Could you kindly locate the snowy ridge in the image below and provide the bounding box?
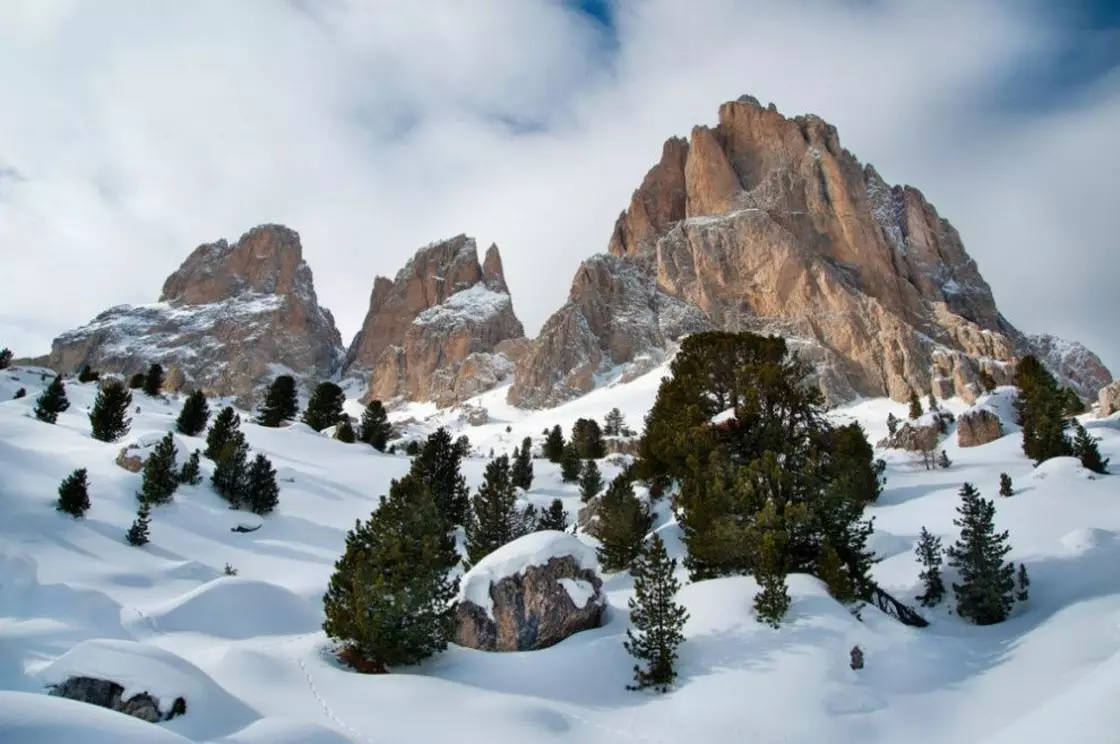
[413,283,512,329]
[1022,332,1113,400]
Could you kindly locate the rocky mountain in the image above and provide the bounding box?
[509,95,1112,408]
[341,235,526,407]
[40,224,343,407]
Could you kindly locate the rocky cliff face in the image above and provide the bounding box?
[43,225,343,407]
[342,235,526,407]
[511,96,1112,408]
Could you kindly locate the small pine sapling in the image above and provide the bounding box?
[1016,563,1030,602]
[56,468,91,517]
[999,472,1014,497]
[126,501,152,546]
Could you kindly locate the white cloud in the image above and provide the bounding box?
[1,0,1117,374]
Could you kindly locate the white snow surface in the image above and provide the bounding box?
[557,578,597,609]
[3,361,1120,743]
[459,531,598,618]
[413,283,511,328]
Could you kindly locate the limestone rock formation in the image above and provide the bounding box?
[455,532,604,652]
[877,419,942,452]
[1021,333,1113,402]
[512,96,1112,408]
[1099,380,1120,418]
[342,236,526,407]
[957,408,1004,448]
[41,225,343,407]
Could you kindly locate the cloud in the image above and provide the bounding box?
[1,0,1117,374]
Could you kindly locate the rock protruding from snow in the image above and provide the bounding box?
[455,531,605,652]
[342,235,526,407]
[40,224,344,407]
[114,433,194,473]
[1022,333,1113,402]
[1098,380,1120,418]
[957,407,1004,448]
[877,419,941,451]
[48,676,172,723]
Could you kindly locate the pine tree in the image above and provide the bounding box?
[14,387,26,399]
[999,472,1014,498]
[978,368,997,393]
[175,390,210,436]
[245,454,280,515]
[138,432,179,505]
[511,437,534,490]
[88,381,132,442]
[336,418,356,443]
[204,406,241,460]
[937,450,952,469]
[592,476,652,571]
[604,407,626,437]
[908,391,923,420]
[625,534,688,692]
[886,412,899,436]
[571,418,606,459]
[256,375,300,427]
[409,428,470,527]
[77,365,99,383]
[56,468,91,517]
[211,432,250,508]
[543,425,565,463]
[1072,421,1110,474]
[142,363,164,397]
[1016,563,1030,602]
[0,347,11,369]
[34,376,70,423]
[358,400,392,451]
[537,498,568,532]
[913,527,945,607]
[945,483,1017,625]
[126,500,151,546]
[465,455,531,565]
[302,381,346,432]
[322,474,459,670]
[129,372,146,389]
[179,450,202,485]
[1014,355,1072,465]
[579,458,604,503]
[559,443,581,483]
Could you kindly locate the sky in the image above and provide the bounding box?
[1,0,1118,373]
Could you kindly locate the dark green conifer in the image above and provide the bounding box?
[0,347,11,369]
[908,391,923,420]
[179,450,202,485]
[1014,355,1072,465]
[13,387,26,399]
[129,372,146,389]
[537,498,568,532]
[357,400,392,451]
[465,455,531,565]
[999,472,1014,497]
[34,376,70,423]
[752,502,790,629]
[204,406,241,460]
[945,483,1016,625]
[176,390,210,436]
[886,412,899,436]
[571,418,606,459]
[408,427,470,527]
[1016,563,1030,602]
[77,365,99,383]
[126,500,151,546]
[625,534,688,692]
[578,459,604,503]
[559,443,581,483]
[937,450,952,469]
[322,474,459,670]
[89,381,132,442]
[245,454,280,515]
[56,468,91,517]
[256,375,299,427]
[604,407,626,437]
[142,363,164,397]
[591,475,652,571]
[1072,421,1110,474]
[211,432,250,508]
[978,368,997,393]
[511,437,534,490]
[302,381,346,432]
[914,526,945,607]
[336,418,356,443]
[543,425,565,463]
[138,433,179,505]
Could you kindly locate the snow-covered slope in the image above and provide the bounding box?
[2,362,1120,743]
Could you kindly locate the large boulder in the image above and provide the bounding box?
[1099,381,1120,418]
[455,532,605,652]
[957,408,1004,447]
[48,676,179,724]
[877,419,941,452]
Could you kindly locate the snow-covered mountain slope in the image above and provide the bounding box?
[2,363,1120,743]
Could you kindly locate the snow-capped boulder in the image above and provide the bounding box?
[114,433,194,473]
[1099,380,1120,418]
[455,531,605,652]
[957,407,1003,447]
[877,418,941,451]
[48,676,172,723]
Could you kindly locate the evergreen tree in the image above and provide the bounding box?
[511,437,534,490]
[204,406,241,460]
[579,458,604,503]
[408,427,470,527]
[543,425,566,463]
[752,502,790,629]
[256,375,299,427]
[129,372,146,389]
[592,476,652,571]
[77,365,99,383]
[1016,563,1030,602]
[465,455,531,564]
[179,450,202,485]
[937,450,952,469]
[886,412,899,436]
[336,418,356,443]
[625,534,688,692]
[13,387,26,399]
[1014,355,1072,465]
[142,363,164,397]
[245,454,280,515]
[357,400,392,451]
[88,381,132,442]
[537,498,568,532]
[571,418,606,459]
[559,443,581,483]
[978,368,997,393]
[176,390,210,436]
[604,407,626,437]
[405,440,420,456]
[1063,388,1087,416]
[908,391,923,420]
[0,347,11,369]
[126,500,151,546]
[302,381,346,432]
[322,474,459,670]
[913,527,945,607]
[211,432,250,508]
[138,432,179,505]
[56,468,91,517]
[34,376,70,423]
[1072,421,1110,474]
[999,472,1014,498]
[945,483,1016,625]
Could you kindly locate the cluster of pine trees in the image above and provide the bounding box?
[254,375,394,451]
[127,364,166,397]
[205,406,280,515]
[1015,356,1108,473]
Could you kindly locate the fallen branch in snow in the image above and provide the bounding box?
[230,524,261,533]
[869,584,929,627]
